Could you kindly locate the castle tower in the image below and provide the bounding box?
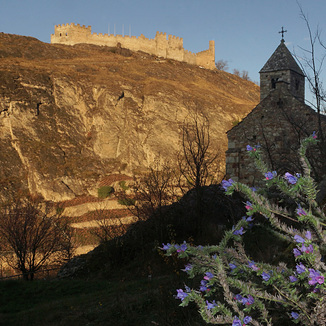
[259,39,305,101]
[51,23,92,45]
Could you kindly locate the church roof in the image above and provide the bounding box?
[259,40,304,75]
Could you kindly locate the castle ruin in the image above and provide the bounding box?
[51,23,216,70]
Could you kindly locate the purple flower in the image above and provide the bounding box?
[294,235,305,244]
[246,145,253,152]
[293,248,302,257]
[229,263,237,271]
[244,316,252,324]
[245,201,253,210]
[243,215,254,222]
[296,205,307,217]
[206,300,217,310]
[233,227,245,236]
[175,241,187,252]
[301,244,313,254]
[291,312,299,320]
[284,172,298,185]
[199,280,208,292]
[308,269,324,285]
[246,295,254,305]
[248,260,259,271]
[221,178,234,191]
[232,317,242,326]
[234,294,243,301]
[265,171,277,180]
[182,264,193,272]
[296,263,306,274]
[241,295,254,306]
[204,272,214,280]
[312,131,317,139]
[176,289,188,301]
[306,231,312,240]
[247,144,260,152]
[261,272,271,281]
[289,275,298,282]
[161,243,172,250]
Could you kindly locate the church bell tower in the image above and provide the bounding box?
[259,28,305,102]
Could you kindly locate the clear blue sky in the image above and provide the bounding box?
[1,0,325,85]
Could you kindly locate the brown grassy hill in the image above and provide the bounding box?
[0,32,259,202]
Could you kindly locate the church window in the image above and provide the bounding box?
[271,78,278,89]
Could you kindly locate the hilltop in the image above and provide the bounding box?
[0,32,259,202]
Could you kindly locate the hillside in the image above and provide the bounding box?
[0,32,259,203]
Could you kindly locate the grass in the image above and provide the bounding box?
[0,275,205,326]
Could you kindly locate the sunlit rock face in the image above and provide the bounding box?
[0,33,259,201]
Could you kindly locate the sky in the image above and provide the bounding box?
[1,0,326,88]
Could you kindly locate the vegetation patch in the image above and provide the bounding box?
[118,198,135,206]
[97,186,114,198]
[119,180,129,191]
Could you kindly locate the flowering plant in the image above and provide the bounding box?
[162,133,326,325]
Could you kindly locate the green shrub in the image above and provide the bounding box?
[98,186,114,198]
[119,180,129,191]
[118,198,135,206]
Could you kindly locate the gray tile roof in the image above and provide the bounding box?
[259,40,304,75]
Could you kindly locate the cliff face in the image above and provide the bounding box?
[0,33,259,202]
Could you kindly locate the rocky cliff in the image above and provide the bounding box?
[0,32,259,202]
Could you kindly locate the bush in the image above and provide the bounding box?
[118,198,135,206]
[98,186,114,198]
[119,180,129,191]
[163,133,326,325]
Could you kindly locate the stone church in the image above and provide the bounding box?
[225,37,326,186]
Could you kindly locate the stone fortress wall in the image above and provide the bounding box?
[51,23,215,70]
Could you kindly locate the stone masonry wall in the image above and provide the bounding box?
[226,82,325,187]
[51,23,216,70]
[260,70,305,102]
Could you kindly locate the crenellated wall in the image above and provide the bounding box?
[51,23,216,70]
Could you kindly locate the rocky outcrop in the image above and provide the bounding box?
[0,33,259,201]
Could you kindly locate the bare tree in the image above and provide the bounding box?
[132,162,177,219]
[241,70,250,81]
[178,115,221,234]
[233,68,240,77]
[215,59,229,71]
[0,196,74,280]
[295,2,326,174]
[178,116,220,191]
[232,68,251,81]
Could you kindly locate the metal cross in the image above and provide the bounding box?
[279,26,287,40]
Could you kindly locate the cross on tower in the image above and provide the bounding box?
[279,26,287,40]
